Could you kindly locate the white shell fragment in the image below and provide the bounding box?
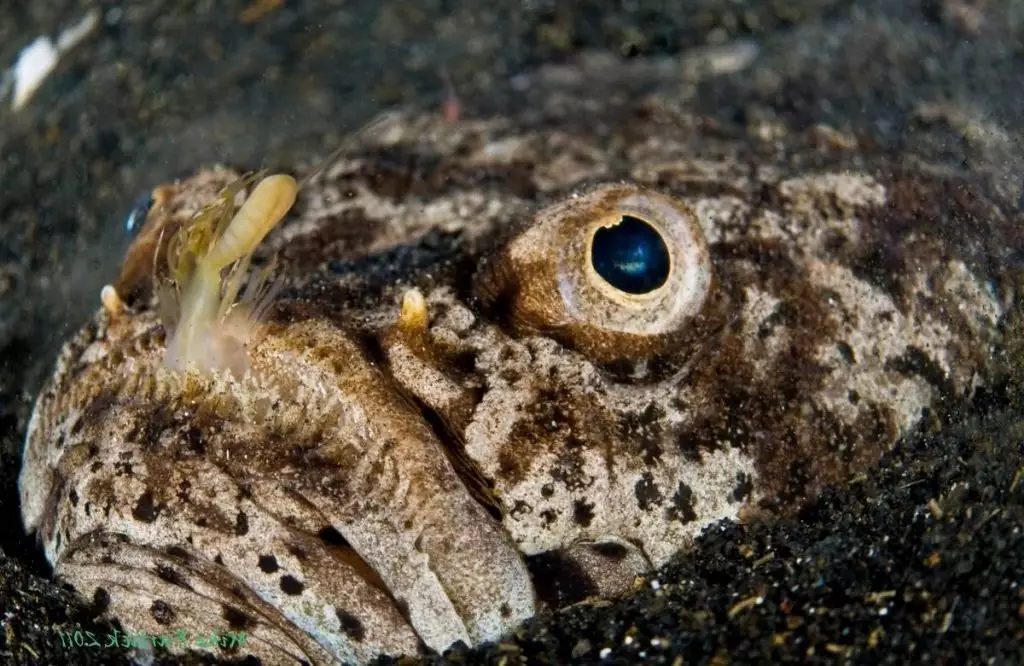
[8,10,99,111]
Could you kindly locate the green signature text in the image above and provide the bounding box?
[55,627,247,650]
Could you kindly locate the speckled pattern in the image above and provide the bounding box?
[2,1,1024,665]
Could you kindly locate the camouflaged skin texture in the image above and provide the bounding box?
[18,76,1014,666]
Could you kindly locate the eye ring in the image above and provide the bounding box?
[475,183,715,363]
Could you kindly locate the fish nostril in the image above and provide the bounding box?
[590,215,671,295]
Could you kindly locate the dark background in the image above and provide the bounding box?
[1,1,1023,664]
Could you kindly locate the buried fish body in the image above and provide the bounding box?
[18,94,1014,664]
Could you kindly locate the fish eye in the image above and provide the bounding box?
[124,192,155,235]
[475,183,714,364]
[590,215,671,295]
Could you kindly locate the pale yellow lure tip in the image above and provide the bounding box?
[203,173,298,272]
[100,284,124,316]
[398,288,429,334]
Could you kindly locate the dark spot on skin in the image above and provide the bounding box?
[318,525,350,548]
[127,405,179,453]
[48,478,67,527]
[848,389,860,404]
[849,241,906,301]
[500,603,513,619]
[68,489,78,506]
[674,429,710,463]
[885,346,955,397]
[573,499,595,527]
[287,544,308,561]
[223,605,255,631]
[91,587,110,614]
[258,554,279,573]
[335,608,366,642]
[84,501,92,516]
[525,550,599,608]
[156,564,193,591]
[634,472,662,511]
[731,473,754,503]
[234,511,249,536]
[498,365,522,384]
[214,554,224,566]
[280,575,304,595]
[165,545,190,561]
[132,490,161,522]
[540,509,558,526]
[756,305,786,340]
[549,450,593,492]
[183,426,205,454]
[510,501,532,518]
[89,461,102,473]
[80,392,116,433]
[590,541,630,561]
[150,600,176,625]
[667,482,698,523]
[541,483,554,498]
[821,231,851,254]
[617,404,665,465]
[836,341,856,364]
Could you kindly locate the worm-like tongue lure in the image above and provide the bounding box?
[101,112,399,378]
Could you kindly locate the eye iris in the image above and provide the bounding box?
[591,215,671,295]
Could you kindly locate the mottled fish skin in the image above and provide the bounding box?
[18,87,1013,666]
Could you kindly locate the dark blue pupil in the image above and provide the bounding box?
[591,215,670,295]
[124,192,154,235]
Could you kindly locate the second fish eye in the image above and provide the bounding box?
[124,192,155,235]
[590,215,671,296]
